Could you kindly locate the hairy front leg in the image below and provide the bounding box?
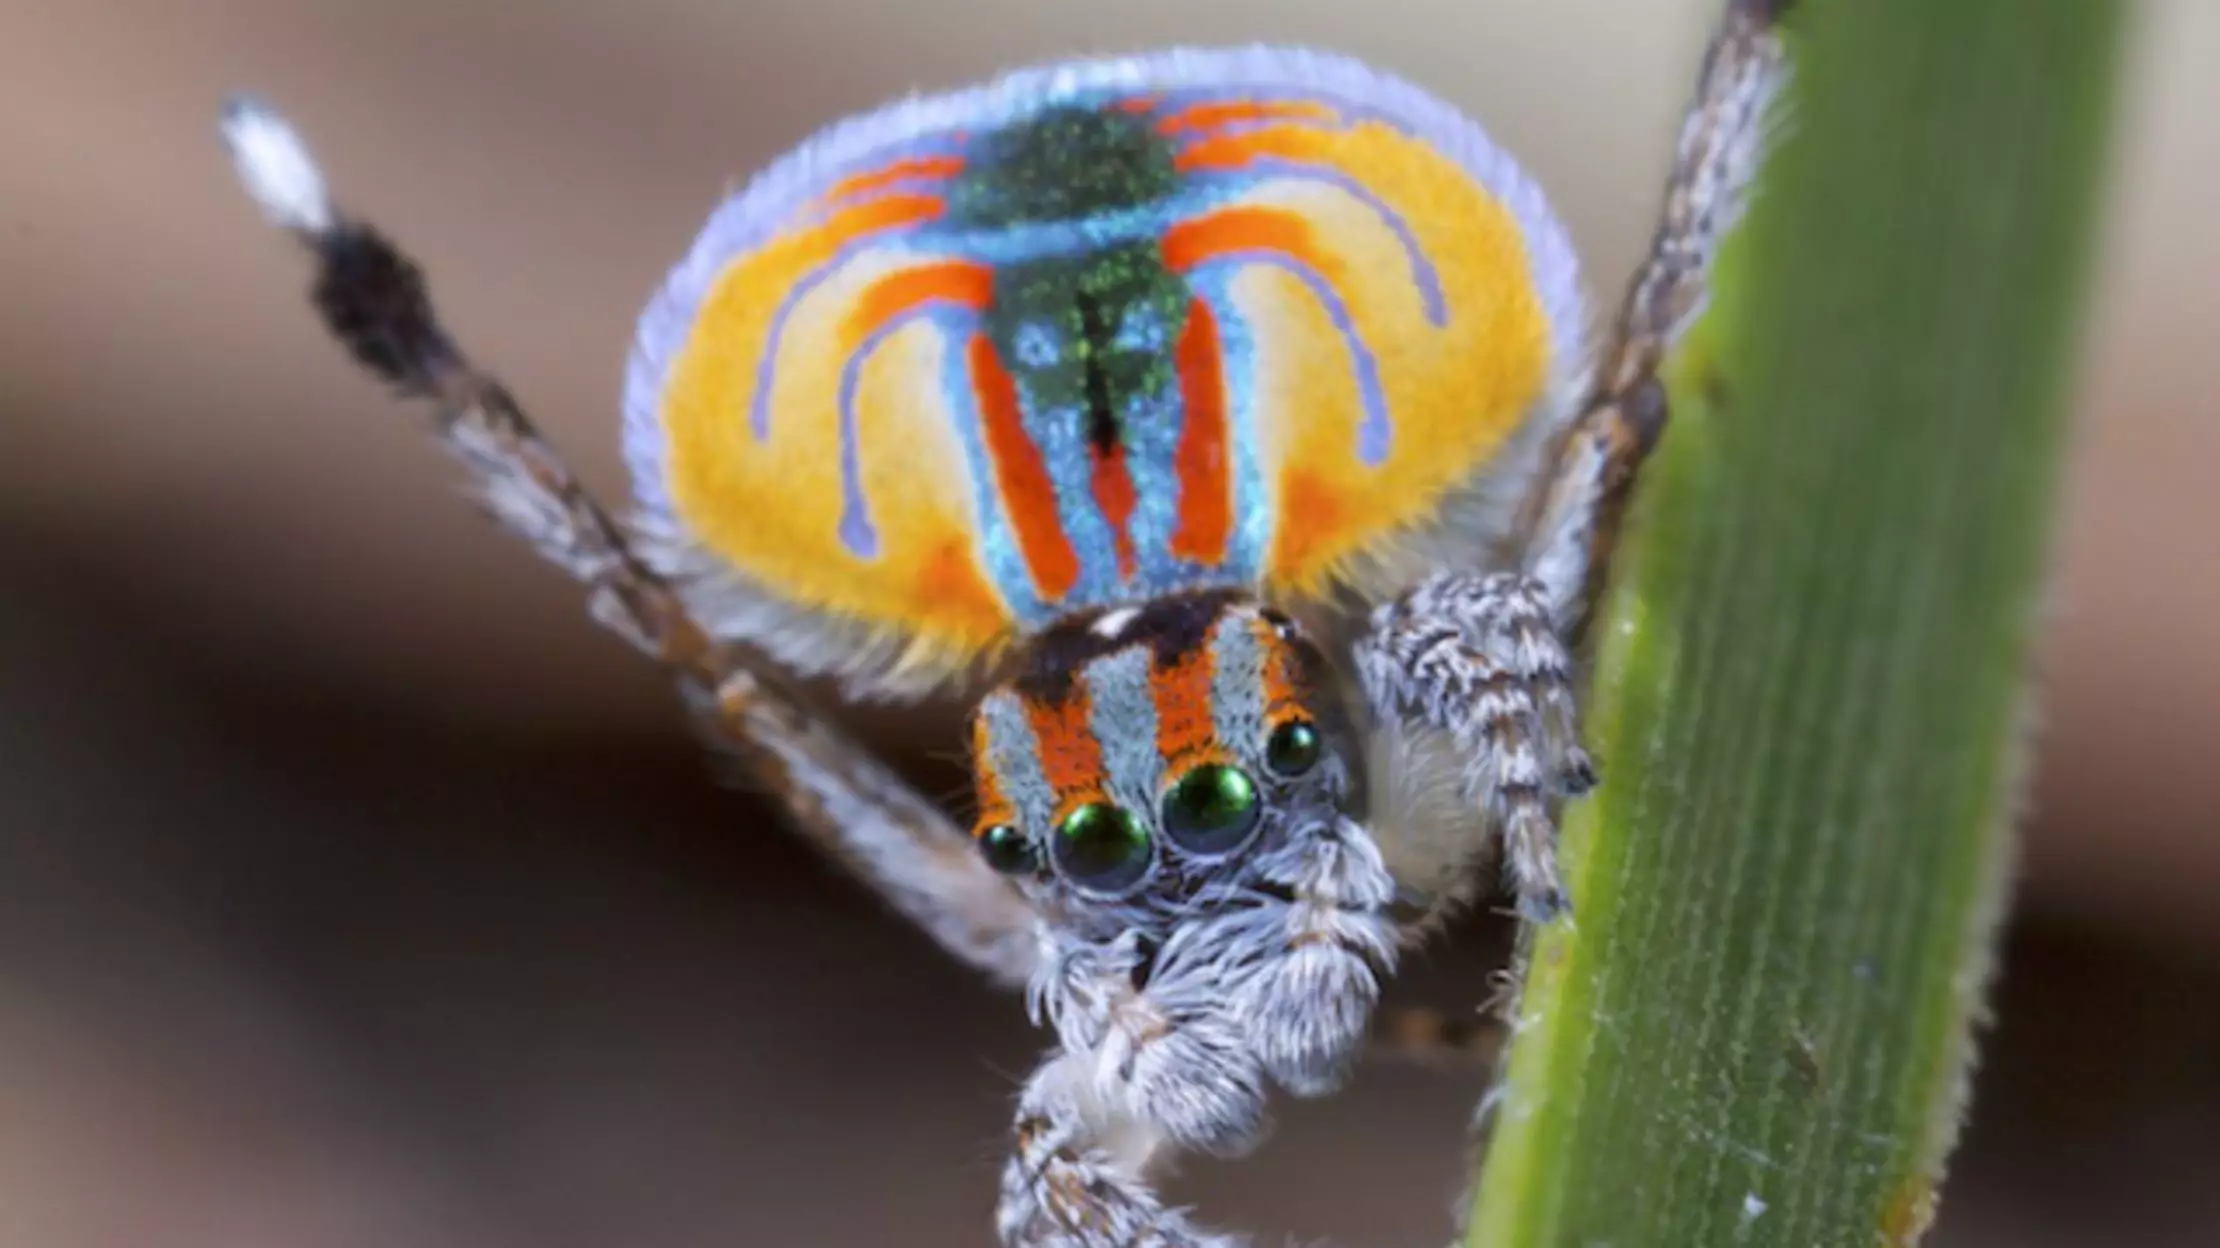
[219,99,1039,985]
[1001,931,1266,1248]
[1001,822,1398,1247]
[1001,1049,1243,1248]
[1356,572,1594,922]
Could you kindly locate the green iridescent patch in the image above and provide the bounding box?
[983,244,1188,446]
[955,106,1194,450]
[947,105,1177,228]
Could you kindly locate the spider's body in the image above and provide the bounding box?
[222,11,1785,1243]
[618,63,1607,1183]
[622,50,1582,696]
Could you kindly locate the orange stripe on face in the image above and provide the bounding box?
[970,335,1081,602]
[1157,100,1335,137]
[822,155,967,205]
[1171,121,1339,174]
[1026,689,1107,810]
[1169,299,1232,565]
[969,715,1016,838]
[1089,447,1139,579]
[1161,206,1335,280]
[1150,643,1226,771]
[844,261,994,350]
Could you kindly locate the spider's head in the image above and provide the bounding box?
[966,590,1357,928]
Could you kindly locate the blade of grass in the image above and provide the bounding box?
[1467,2,2128,1244]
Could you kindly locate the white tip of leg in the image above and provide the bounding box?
[219,94,335,235]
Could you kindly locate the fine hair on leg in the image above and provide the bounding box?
[1522,0,1794,627]
[218,97,1041,985]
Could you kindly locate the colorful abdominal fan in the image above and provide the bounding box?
[622,47,1586,693]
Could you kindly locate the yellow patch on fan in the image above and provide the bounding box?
[1175,117,1555,596]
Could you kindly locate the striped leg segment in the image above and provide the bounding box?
[1357,571,1595,922]
[1001,1052,1242,1248]
[219,98,1040,986]
[1523,0,1792,626]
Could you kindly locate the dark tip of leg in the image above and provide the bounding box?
[310,223,453,387]
[1558,749,1601,796]
[1519,887,1573,927]
[1627,377,1671,455]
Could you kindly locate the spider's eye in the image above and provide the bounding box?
[978,823,1038,875]
[1161,763,1262,856]
[1051,802,1152,894]
[1266,720,1323,777]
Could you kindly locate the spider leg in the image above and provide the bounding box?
[1001,1049,1242,1248]
[1523,0,1791,625]
[219,98,1039,987]
[1357,572,1592,922]
[999,930,1265,1248]
[1360,3,1788,926]
[999,821,1400,1246]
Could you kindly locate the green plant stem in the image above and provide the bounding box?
[1467,2,2128,1244]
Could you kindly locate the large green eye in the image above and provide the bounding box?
[1266,720,1323,777]
[1050,802,1152,894]
[1161,764,1262,856]
[978,823,1038,875]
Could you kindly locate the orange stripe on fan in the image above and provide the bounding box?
[1269,467,1346,588]
[970,335,1081,602]
[816,191,945,243]
[1089,446,1139,579]
[777,192,947,277]
[1172,123,1339,174]
[822,155,967,205]
[1157,100,1335,137]
[1168,299,1232,565]
[1161,205,1333,277]
[844,261,994,349]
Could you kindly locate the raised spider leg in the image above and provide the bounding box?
[218,98,1040,986]
[1525,0,1791,623]
[1360,1,1790,923]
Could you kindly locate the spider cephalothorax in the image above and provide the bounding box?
[224,7,1786,1243]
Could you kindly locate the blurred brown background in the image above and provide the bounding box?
[1,1,2214,1245]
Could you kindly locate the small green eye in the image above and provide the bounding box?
[1266,720,1323,777]
[1051,802,1152,894]
[1161,764,1262,855]
[978,823,1037,875]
